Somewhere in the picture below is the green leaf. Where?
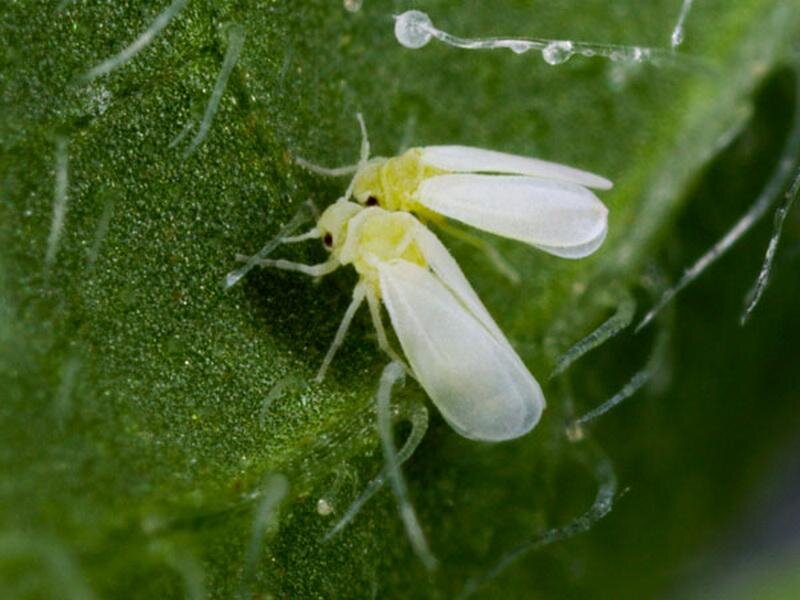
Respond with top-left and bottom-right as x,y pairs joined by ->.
2,1 -> 799,597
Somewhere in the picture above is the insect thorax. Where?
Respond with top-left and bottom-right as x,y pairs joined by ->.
351,148 -> 442,214
343,208 -> 427,294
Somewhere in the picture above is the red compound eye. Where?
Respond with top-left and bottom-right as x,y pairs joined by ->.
323,232 -> 333,247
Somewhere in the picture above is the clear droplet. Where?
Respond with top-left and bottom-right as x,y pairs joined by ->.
508,41 -> 529,55
542,40 -> 574,65
394,10 -> 433,49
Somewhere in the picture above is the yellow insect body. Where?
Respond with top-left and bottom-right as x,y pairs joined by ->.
320,203 -> 428,296
351,149 -> 443,220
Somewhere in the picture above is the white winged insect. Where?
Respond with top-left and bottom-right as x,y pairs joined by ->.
231,200 -> 544,442
297,114 -> 611,267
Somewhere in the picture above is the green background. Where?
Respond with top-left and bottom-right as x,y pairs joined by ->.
2,1 -> 799,598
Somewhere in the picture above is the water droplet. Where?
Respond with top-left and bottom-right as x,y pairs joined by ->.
508,41 -> 529,55
394,10 -> 433,49
542,40 -> 574,65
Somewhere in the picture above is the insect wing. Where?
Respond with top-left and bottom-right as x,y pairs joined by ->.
378,260 -> 544,442
411,223 -> 508,345
532,225 -> 608,259
420,145 -> 612,190
417,174 -> 608,258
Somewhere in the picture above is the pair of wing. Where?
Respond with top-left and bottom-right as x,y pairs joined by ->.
377,223 -> 544,442
416,146 -> 611,259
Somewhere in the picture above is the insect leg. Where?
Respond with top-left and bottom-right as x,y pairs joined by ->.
237,256 -> 339,278
365,287 -> 412,375
315,283 -> 367,382
435,220 -> 521,285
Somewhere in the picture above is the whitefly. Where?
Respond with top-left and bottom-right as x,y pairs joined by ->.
231,122 -> 612,442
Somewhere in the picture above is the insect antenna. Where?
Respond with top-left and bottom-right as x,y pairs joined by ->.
281,229 -> 320,243
294,157 -> 359,177
342,112 -> 372,201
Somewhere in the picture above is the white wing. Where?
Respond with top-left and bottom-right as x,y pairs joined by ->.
378,260 -> 544,442
411,222 -> 509,345
420,145 -> 612,190
534,225 -> 607,259
417,174 -> 608,259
